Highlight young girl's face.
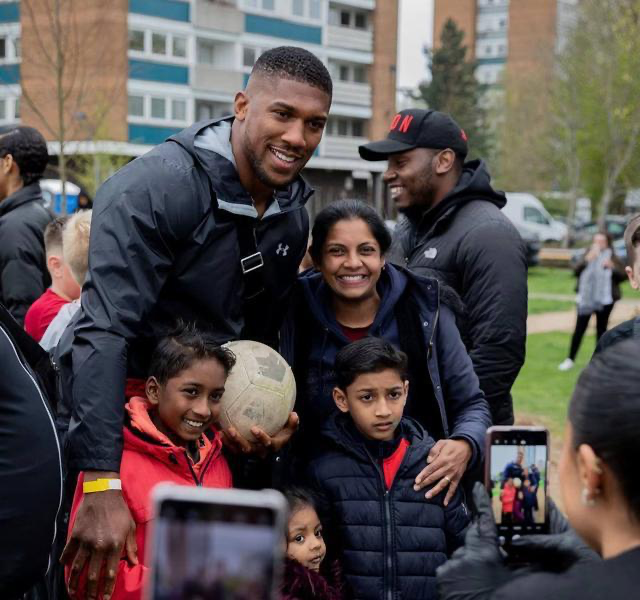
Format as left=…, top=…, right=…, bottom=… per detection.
left=286, top=505, right=326, bottom=572
left=146, top=358, right=227, bottom=447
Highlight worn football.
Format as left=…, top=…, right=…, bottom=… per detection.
left=219, top=340, right=296, bottom=440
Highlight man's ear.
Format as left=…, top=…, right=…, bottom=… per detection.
left=234, top=90, right=249, bottom=121
left=146, top=377, right=161, bottom=406
left=333, top=387, right=349, bottom=413
left=434, top=149, right=456, bottom=175
left=1, top=153, right=14, bottom=175
left=626, top=265, right=639, bottom=290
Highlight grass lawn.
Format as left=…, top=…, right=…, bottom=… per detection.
left=528, top=267, right=576, bottom=296
left=512, top=331, right=595, bottom=442
left=528, top=298, right=575, bottom=314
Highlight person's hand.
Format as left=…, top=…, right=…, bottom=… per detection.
left=510, top=498, right=600, bottom=572
left=414, top=439, right=472, bottom=506
left=220, top=412, right=299, bottom=458
left=61, top=471, right=137, bottom=600
left=436, top=482, right=511, bottom=600
left=585, top=245, right=599, bottom=262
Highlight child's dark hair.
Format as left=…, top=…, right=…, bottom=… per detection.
left=283, top=486, right=318, bottom=517
left=310, top=199, right=392, bottom=264
left=570, top=338, right=640, bottom=521
left=148, top=322, right=236, bottom=384
left=334, top=338, right=408, bottom=390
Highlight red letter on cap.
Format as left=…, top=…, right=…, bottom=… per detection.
left=389, top=114, right=401, bottom=131
left=399, top=115, right=414, bottom=133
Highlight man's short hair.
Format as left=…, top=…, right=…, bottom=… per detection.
left=44, top=216, right=69, bottom=256
left=335, top=337, right=408, bottom=390
left=624, top=213, right=640, bottom=267
left=251, top=46, right=332, bottom=99
left=62, top=210, right=92, bottom=285
left=0, top=125, right=49, bottom=185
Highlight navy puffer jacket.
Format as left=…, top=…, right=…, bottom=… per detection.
left=307, top=414, right=469, bottom=600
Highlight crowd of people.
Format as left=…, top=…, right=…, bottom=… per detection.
left=0, top=44, right=638, bottom=600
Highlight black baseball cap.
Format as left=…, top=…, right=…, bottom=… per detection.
left=359, top=109, right=468, bottom=161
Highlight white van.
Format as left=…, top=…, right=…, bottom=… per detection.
left=502, top=193, right=567, bottom=243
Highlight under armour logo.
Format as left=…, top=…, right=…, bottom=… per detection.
left=276, top=243, right=289, bottom=256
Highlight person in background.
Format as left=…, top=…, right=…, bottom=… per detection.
left=24, top=216, right=80, bottom=342
left=437, top=338, right=640, bottom=600
left=0, top=125, right=52, bottom=325
left=595, top=214, right=640, bottom=353
left=40, top=210, right=92, bottom=351
left=558, top=231, right=626, bottom=370
left=359, top=109, right=527, bottom=426
left=65, top=324, right=235, bottom=600
left=500, top=478, right=515, bottom=525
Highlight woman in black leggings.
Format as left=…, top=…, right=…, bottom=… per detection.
left=558, top=232, right=626, bottom=370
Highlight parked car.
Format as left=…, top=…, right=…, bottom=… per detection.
left=39, top=179, right=81, bottom=214
left=569, top=215, right=628, bottom=246
left=502, top=192, right=568, bottom=243
left=516, top=224, right=541, bottom=267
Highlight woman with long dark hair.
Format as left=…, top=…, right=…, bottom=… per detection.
left=281, top=200, right=491, bottom=501
left=438, top=338, right=640, bottom=600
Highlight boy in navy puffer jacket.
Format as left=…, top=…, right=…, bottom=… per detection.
left=307, top=338, right=470, bottom=600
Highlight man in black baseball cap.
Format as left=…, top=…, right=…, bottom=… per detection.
left=359, top=108, right=527, bottom=446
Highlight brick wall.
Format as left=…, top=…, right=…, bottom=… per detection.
left=433, top=0, right=477, bottom=58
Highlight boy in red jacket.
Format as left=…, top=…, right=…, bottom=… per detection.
left=66, top=324, right=236, bottom=600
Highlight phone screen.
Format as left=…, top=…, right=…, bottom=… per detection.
left=149, top=496, right=281, bottom=600
left=486, top=427, right=549, bottom=539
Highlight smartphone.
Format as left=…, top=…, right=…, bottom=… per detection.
left=146, top=485, right=287, bottom=600
left=485, top=426, right=550, bottom=545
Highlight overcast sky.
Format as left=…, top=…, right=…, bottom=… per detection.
left=397, top=0, right=434, bottom=91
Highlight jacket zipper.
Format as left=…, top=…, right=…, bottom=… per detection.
left=424, top=285, right=447, bottom=437
left=184, top=444, right=217, bottom=486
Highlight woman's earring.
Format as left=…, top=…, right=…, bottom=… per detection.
left=581, top=487, right=597, bottom=507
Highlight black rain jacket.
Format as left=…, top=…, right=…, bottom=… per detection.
left=388, top=161, right=527, bottom=425
left=62, top=117, right=312, bottom=472
left=307, top=414, right=469, bottom=600
left=0, top=183, right=52, bottom=325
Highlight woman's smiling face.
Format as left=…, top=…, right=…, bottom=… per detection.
left=316, top=218, right=384, bottom=302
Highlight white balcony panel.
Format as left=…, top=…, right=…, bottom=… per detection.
left=322, top=135, right=369, bottom=159
left=327, top=25, right=372, bottom=52
left=332, top=81, right=371, bottom=106
left=193, top=65, right=244, bottom=95
left=330, top=0, right=375, bottom=9
left=194, top=1, right=243, bottom=34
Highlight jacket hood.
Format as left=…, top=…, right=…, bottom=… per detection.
left=298, top=264, right=409, bottom=340
left=123, top=396, right=218, bottom=470
left=319, top=411, right=431, bottom=462
left=0, top=182, right=44, bottom=218
left=167, top=117, right=314, bottom=217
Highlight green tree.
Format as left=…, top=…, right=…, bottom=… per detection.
left=418, top=18, right=489, bottom=159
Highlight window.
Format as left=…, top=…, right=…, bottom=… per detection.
left=172, top=36, right=187, bottom=58
left=0, top=99, right=5, bottom=120
left=353, top=65, right=367, bottom=83
left=337, top=119, right=348, bottom=136
left=151, top=97, right=166, bottom=119
left=14, top=97, right=19, bottom=119
left=152, top=33, right=167, bottom=55
left=128, top=95, right=144, bottom=117
left=524, top=207, right=550, bottom=226
left=196, top=100, right=232, bottom=121
left=498, top=44, right=505, bottom=54
left=197, top=39, right=215, bottom=64
left=309, top=0, right=321, bottom=19
left=352, top=120, right=364, bottom=137
left=172, top=99, right=186, bottom=121
left=485, top=45, right=493, bottom=55
left=13, top=37, right=20, bottom=58
left=354, top=12, right=367, bottom=29
left=243, top=46, right=258, bottom=67
left=128, top=29, right=145, bottom=52
left=339, top=65, right=349, bottom=82
left=340, top=11, right=350, bottom=26
left=262, top=0, right=274, bottom=8
left=0, top=37, right=6, bottom=59
left=292, top=0, right=304, bottom=16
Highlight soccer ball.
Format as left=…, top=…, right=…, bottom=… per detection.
left=219, top=340, right=296, bottom=440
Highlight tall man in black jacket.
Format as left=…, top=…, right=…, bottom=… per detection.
left=61, top=47, right=332, bottom=600
left=360, top=109, right=527, bottom=427
left=0, top=126, right=52, bottom=324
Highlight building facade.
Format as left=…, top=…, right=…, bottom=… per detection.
left=433, top=0, right=578, bottom=87
left=0, top=0, right=399, bottom=214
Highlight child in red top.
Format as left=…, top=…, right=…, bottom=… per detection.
left=24, top=216, right=80, bottom=341
left=66, top=324, right=236, bottom=600
left=500, top=478, right=517, bottom=525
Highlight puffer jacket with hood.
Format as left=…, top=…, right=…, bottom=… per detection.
left=280, top=264, right=491, bottom=472
left=61, top=117, right=312, bottom=473
left=0, top=182, right=53, bottom=325
left=388, top=160, right=527, bottom=426
left=65, top=397, right=232, bottom=600
left=307, top=414, right=469, bottom=600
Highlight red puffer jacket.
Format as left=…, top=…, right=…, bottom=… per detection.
left=66, top=397, right=232, bottom=600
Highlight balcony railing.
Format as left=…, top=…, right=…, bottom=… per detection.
left=193, top=0, right=243, bottom=33
left=332, top=81, right=371, bottom=106
left=321, top=135, right=369, bottom=159
left=326, top=25, right=373, bottom=52
left=192, top=65, right=244, bottom=94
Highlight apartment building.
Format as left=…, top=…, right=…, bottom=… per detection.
left=0, top=0, right=399, bottom=213
left=433, top=0, right=578, bottom=87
